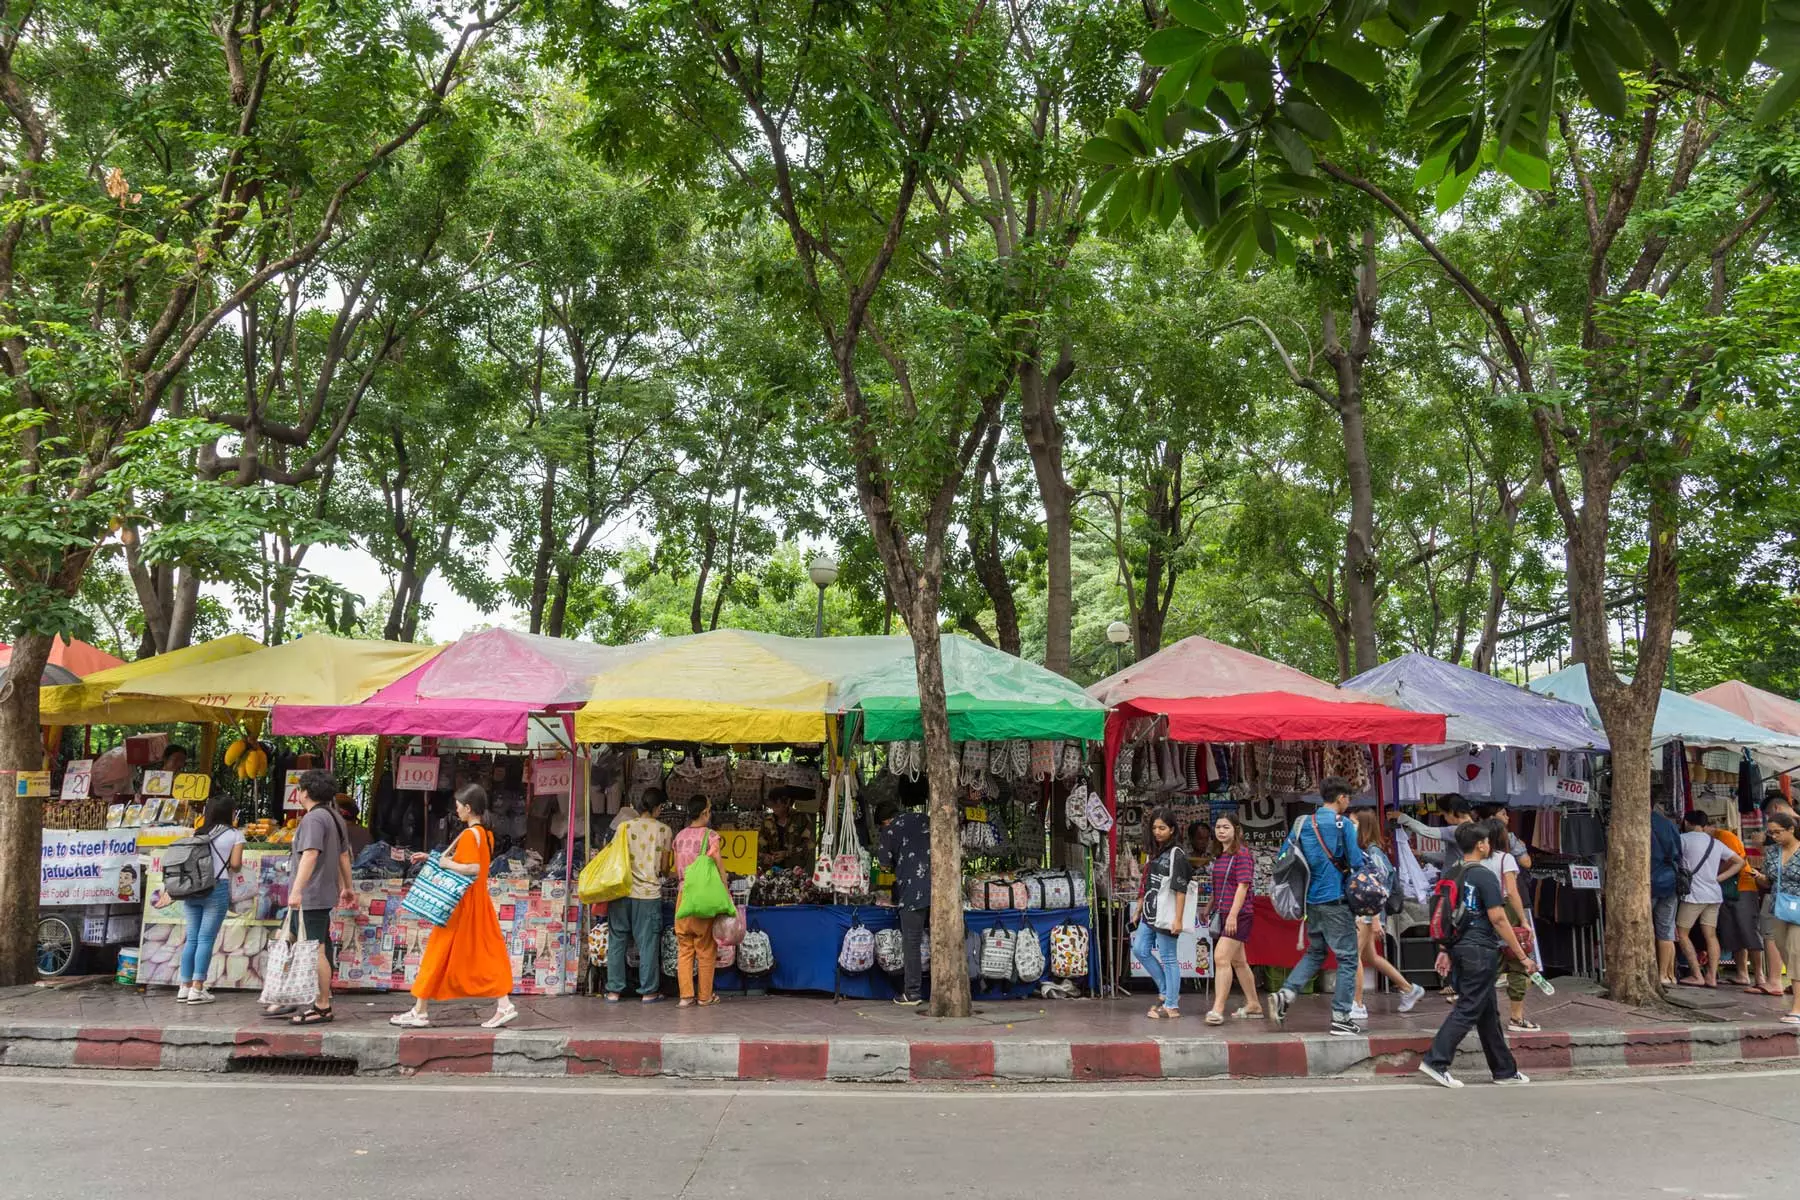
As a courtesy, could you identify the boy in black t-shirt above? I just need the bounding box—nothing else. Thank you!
[1419,822,1537,1089]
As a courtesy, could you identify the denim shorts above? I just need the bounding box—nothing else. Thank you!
[1652,894,1678,942]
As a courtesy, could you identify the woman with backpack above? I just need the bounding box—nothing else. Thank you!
[1751,811,1800,1025]
[672,797,728,1006]
[177,796,245,1005]
[390,784,516,1029]
[1133,809,1189,1020]
[1349,810,1427,1020]
[1205,812,1261,1025]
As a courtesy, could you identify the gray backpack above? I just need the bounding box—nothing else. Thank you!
[1269,817,1311,921]
[162,828,225,900]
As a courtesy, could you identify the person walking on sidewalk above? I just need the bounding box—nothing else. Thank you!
[1758,798,1797,995]
[1268,777,1366,1036]
[270,769,354,1025]
[1480,818,1538,1033]
[1676,810,1742,988]
[1712,820,1762,989]
[1418,822,1536,1089]
[1651,804,1683,986]
[877,778,932,1007]
[671,797,726,1007]
[177,795,244,1005]
[1349,810,1426,1021]
[1751,811,1800,1025]
[391,784,517,1030]
[607,786,673,1003]
[1132,809,1189,1020]
[1205,812,1261,1024]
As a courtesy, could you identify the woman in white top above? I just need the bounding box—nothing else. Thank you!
[1481,818,1537,1031]
[178,796,245,1005]
[1677,810,1743,988]
[1751,812,1800,1024]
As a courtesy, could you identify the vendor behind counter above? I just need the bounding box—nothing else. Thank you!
[759,787,816,871]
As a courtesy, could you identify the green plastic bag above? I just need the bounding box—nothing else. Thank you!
[676,841,736,920]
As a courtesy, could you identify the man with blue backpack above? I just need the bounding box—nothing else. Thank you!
[1268,777,1368,1036]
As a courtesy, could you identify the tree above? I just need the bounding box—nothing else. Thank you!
[0,0,514,985]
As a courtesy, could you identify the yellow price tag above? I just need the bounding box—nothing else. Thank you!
[714,829,759,875]
[963,806,988,823]
[16,770,50,798]
[172,772,211,801]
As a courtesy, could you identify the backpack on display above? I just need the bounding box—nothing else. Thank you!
[1428,861,1473,948]
[1270,817,1311,920]
[1049,923,1089,979]
[1013,924,1045,983]
[874,927,906,975]
[714,939,737,969]
[1038,870,1073,910]
[838,922,876,973]
[162,829,225,901]
[738,930,774,974]
[979,927,1016,981]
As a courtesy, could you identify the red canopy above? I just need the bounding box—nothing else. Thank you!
[1114,692,1446,744]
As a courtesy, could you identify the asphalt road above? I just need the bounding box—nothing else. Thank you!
[3,1066,1796,1199]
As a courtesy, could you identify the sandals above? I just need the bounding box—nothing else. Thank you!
[1747,985,1785,996]
[1234,1006,1266,1020]
[481,1004,519,1030]
[1147,1006,1168,1019]
[1779,1014,1800,1026]
[291,1004,335,1026]
[262,1005,300,1020]
[698,996,722,1006]
[388,1009,430,1028]
[1204,1011,1225,1026]
[1507,1019,1542,1032]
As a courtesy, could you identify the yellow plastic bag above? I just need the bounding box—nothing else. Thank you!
[578,834,633,905]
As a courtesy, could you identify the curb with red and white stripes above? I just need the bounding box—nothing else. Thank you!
[3,1020,1795,1082]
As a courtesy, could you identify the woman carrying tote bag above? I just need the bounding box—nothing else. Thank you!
[391,784,516,1029]
[673,797,734,1006]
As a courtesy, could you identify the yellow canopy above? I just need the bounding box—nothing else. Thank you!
[113,633,442,712]
[38,634,265,726]
[574,631,833,743]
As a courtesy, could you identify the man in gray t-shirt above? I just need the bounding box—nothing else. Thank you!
[273,769,352,1024]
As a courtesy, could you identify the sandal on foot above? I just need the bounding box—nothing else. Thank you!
[388,1009,430,1028]
[262,1005,300,1020]
[698,996,722,1006]
[678,998,696,1007]
[1234,1006,1266,1019]
[1147,1005,1167,1019]
[1204,1011,1225,1025]
[1780,1014,1800,1026]
[1507,1019,1542,1032]
[291,1005,335,1026]
[481,1005,519,1030]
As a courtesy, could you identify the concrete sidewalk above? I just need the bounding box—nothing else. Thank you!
[3,978,1794,1082]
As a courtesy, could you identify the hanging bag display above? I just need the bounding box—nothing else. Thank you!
[660,926,680,977]
[838,921,876,973]
[1049,923,1089,979]
[258,909,320,1009]
[812,774,840,890]
[979,927,1017,981]
[831,773,870,894]
[1013,923,1045,983]
[875,927,906,974]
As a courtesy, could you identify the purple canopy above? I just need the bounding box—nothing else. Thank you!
[1344,652,1608,751]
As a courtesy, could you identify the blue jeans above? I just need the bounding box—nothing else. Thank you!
[1132,921,1181,1010]
[606,897,662,996]
[1285,901,1359,1017]
[179,880,232,986]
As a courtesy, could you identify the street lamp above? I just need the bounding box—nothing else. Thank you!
[1106,620,1130,672]
[809,553,839,638]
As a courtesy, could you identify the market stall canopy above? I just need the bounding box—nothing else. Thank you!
[1692,680,1800,739]
[1344,652,1608,751]
[273,628,631,741]
[1087,635,1446,743]
[572,629,1106,745]
[0,636,125,678]
[113,633,441,712]
[37,634,264,726]
[1530,665,1800,772]
[0,659,79,688]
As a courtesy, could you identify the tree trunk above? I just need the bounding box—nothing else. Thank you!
[547,565,573,639]
[1019,347,1076,676]
[1471,558,1508,673]
[0,631,51,985]
[166,568,201,651]
[385,560,417,642]
[1338,391,1379,675]
[690,521,718,635]
[1597,705,1656,1005]
[908,586,971,1019]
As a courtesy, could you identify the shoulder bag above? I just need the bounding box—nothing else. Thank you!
[1774,847,1800,924]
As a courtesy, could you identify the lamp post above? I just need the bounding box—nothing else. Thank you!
[1106,620,1130,673]
[808,553,839,638]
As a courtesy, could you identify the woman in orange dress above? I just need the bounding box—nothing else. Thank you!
[390,783,516,1029]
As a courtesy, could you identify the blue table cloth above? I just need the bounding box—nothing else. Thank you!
[662,904,1091,999]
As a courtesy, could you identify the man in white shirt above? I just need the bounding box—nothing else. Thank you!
[1677,810,1743,988]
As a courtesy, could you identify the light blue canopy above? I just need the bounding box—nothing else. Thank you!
[1529,664,1800,771]
[1345,653,1607,752]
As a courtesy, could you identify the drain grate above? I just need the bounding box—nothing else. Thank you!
[227,1054,358,1077]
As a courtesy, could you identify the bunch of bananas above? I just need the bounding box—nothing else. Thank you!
[224,737,271,780]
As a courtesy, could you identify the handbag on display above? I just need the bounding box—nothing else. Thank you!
[1012,923,1045,983]
[1049,923,1089,979]
[587,921,609,967]
[838,922,876,973]
[1036,869,1075,910]
[1059,742,1084,780]
[738,930,775,974]
[874,927,906,975]
[1020,875,1045,910]
[979,927,1017,981]
[830,773,870,894]
[258,910,320,1008]
[1031,740,1059,782]
[813,774,840,890]
[960,740,989,786]
[660,926,680,977]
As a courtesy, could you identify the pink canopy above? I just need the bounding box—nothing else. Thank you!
[1693,680,1800,739]
[272,628,630,743]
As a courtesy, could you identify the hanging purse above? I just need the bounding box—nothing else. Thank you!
[812,774,838,890]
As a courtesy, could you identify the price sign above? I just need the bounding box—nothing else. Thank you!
[284,770,305,812]
[715,829,759,876]
[396,755,440,792]
[1569,863,1602,890]
[16,770,50,798]
[60,760,93,800]
[1553,777,1591,802]
[962,805,988,823]
[172,772,211,802]
[142,770,174,797]
[1240,792,1283,829]
[532,758,573,796]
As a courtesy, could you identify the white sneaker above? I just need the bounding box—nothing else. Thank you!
[175,985,191,1003]
[1418,1061,1463,1089]
[1348,1002,1369,1020]
[1398,984,1427,1013]
[1494,1072,1531,1085]
[186,988,217,1005]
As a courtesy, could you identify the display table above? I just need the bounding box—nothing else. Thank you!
[663,904,1092,1000]
[335,876,578,996]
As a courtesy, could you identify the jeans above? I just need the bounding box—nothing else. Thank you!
[1425,940,1518,1079]
[899,907,928,998]
[1132,921,1181,1010]
[606,897,662,996]
[1652,893,1678,943]
[1285,901,1359,1017]
[179,880,232,986]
